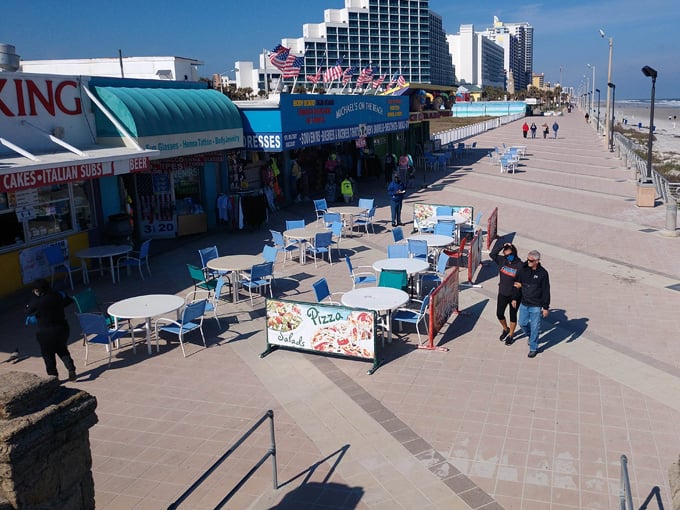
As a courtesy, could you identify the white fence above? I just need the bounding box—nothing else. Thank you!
[432,112,525,147]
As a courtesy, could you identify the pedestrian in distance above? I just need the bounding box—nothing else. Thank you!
[542,123,549,139]
[25,278,77,381]
[552,121,559,139]
[530,122,537,139]
[490,239,523,345]
[522,121,529,138]
[511,251,551,358]
[384,152,397,185]
[387,172,406,227]
[585,112,590,123]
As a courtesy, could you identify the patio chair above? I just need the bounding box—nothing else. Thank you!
[240,262,274,306]
[353,206,376,235]
[270,229,297,266]
[323,212,341,227]
[306,231,334,267]
[392,226,405,243]
[434,221,455,238]
[187,264,219,296]
[73,288,116,328]
[154,299,207,357]
[197,245,230,281]
[459,212,483,241]
[436,206,453,216]
[77,312,132,367]
[43,244,81,290]
[313,198,328,223]
[312,278,343,305]
[392,291,432,345]
[444,236,467,270]
[345,255,377,289]
[117,239,152,280]
[378,269,408,293]
[387,243,409,259]
[285,219,306,249]
[185,276,229,329]
[357,198,375,211]
[419,253,450,295]
[407,239,428,261]
[329,221,343,259]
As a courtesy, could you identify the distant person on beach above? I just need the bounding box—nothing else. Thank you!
[542,124,549,139]
[522,122,529,138]
[512,250,551,358]
[552,121,559,139]
[530,122,537,138]
[490,240,523,346]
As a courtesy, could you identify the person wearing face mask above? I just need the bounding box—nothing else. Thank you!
[490,239,523,345]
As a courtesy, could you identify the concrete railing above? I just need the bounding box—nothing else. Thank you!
[431,112,525,147]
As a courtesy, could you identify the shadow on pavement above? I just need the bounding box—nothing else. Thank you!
[538,308,589,353]
[437,298,489,347]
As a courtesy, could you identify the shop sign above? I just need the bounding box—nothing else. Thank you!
[0,77,81,118]
[281,119,409,150]
[0,161,114,193]
[140,128,242,158]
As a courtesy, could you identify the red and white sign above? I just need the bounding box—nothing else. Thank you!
[0,161,114,192]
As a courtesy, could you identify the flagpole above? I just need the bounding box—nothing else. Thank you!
[263,48,269,97]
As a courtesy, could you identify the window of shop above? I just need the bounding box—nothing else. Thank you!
[0,181,94,251]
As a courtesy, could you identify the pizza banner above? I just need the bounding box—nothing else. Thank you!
[428,268,459,346]
[265,299,377,360]
[412,203,474,232]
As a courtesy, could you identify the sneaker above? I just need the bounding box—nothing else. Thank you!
[499,329,509,341]
[68,370,77,381]
[527,351,537,358]
[504,335,514,346]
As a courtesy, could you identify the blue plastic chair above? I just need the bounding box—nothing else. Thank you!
[434,221,455,237]
[117,239,152,280]
[329,221,343,258]
[43,244,80,290]
[186,277,229,329]
[306,231,334,267]
[419,252,450,294]
[197,245,231,281]
[392,292,432,344]
[392,226,405,243]
[77,312,132,366]
[240,262,274,306]
[345,255,377,289]
[270,229,297,266]
[285,219,306,249]
[262,244,278,264]
[154,300,208,357]
[354,206,376,235]
[436,206,453,216]
[314,198,328,222]
[407,239,428,261]
[312,278,343,305]
[387,244,409,259]
[323,212,341,227]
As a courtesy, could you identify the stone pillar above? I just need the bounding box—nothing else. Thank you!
[0,372,98,510]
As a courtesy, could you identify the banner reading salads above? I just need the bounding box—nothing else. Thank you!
[262,299,381,373]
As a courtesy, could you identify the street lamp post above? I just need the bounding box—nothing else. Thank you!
[600,30,613,146]
[587,64,596,114]
[595,88,601,133]
[608,82,616,151]
[641,66,657,183]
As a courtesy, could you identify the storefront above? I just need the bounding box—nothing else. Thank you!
[237,94,410,204]
[0,73,243,296]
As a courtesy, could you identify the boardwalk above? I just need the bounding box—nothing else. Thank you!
[2,110,679,510]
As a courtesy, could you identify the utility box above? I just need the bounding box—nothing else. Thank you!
[636,181,656,207]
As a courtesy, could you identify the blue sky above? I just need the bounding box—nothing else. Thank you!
[3,0,676,100]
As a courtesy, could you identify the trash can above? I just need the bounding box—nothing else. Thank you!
[636,181,656,207]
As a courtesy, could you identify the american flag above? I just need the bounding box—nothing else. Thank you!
[371,73,387,89]
[386,71,400,89]
[322,58,344,84]
[356,65,374,85]
[306,67,322,83]
[397,74,406,87]
[269,45,295,73]
[341,66,357,86]
[282,56,305,78]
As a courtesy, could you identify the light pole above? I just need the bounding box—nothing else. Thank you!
[595,88,601,133]
[600,29,613,145]
[587,64,595,114]
[641,66,657,183]
[608,82,616,151]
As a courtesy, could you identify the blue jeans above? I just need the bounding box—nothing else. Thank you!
[390,199,402,225]
[518,303,542,352]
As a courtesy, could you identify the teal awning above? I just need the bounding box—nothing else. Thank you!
[93,86,242,139]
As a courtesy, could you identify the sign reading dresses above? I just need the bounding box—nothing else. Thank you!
[242,94,409,152]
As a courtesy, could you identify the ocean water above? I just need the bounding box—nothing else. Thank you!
[617,99,680,109]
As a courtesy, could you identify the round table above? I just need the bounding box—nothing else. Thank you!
[108,294,184,354]
[407,234,454,248]
[341,287,409,345]
[373,258,429,297]
[207,254,258,303]
[76,244,132,284]
[284,225,330,264]
[328,206,367,235]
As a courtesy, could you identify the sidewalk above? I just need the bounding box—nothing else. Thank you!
[1,109,679,510]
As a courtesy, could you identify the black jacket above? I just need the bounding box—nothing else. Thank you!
[26,290,72,329]
[489,241,523,296]
[513,262,550,309]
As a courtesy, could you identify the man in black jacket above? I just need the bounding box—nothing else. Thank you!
[489,239,523,345]
[25,279,77,380]
[511,250,551,358]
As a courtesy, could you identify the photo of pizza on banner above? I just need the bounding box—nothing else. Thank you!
[266,301,303,332]
[310,313,374,359]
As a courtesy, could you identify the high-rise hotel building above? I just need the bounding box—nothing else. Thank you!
[273,0,455,88]
[480,17,533,93]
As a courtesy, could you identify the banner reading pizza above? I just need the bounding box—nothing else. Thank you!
[263,299,378,362]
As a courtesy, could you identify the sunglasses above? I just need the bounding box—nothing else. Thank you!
[527,258,539,263]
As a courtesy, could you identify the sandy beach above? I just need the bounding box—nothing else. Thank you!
[613,100,680,155]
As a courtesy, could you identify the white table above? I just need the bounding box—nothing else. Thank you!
[284,224,330,265]
[108,294,184,354]
[207,254,258,303]
[407,234,454,248]
[328,206,367,235]
[76,244,132,284]
[341,287,409,345]
[373,258,430,296]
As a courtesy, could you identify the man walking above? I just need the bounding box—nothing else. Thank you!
[512,250,550,358]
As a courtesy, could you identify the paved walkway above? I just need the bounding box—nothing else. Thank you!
[2,110,679,510]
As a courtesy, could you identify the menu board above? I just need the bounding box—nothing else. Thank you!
[265,299,377,360]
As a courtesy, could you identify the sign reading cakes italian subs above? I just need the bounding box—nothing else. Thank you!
[265,299,377,360]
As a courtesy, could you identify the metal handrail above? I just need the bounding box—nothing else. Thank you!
[620,454,634,510]
[168,409,278,510]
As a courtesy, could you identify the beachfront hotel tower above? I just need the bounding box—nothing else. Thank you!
[262,0,455,89]
[480,16,533,93]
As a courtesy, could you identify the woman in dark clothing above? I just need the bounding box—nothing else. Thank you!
[489,239,523,345]
[387,173,406,226]
[25,279,77,381]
